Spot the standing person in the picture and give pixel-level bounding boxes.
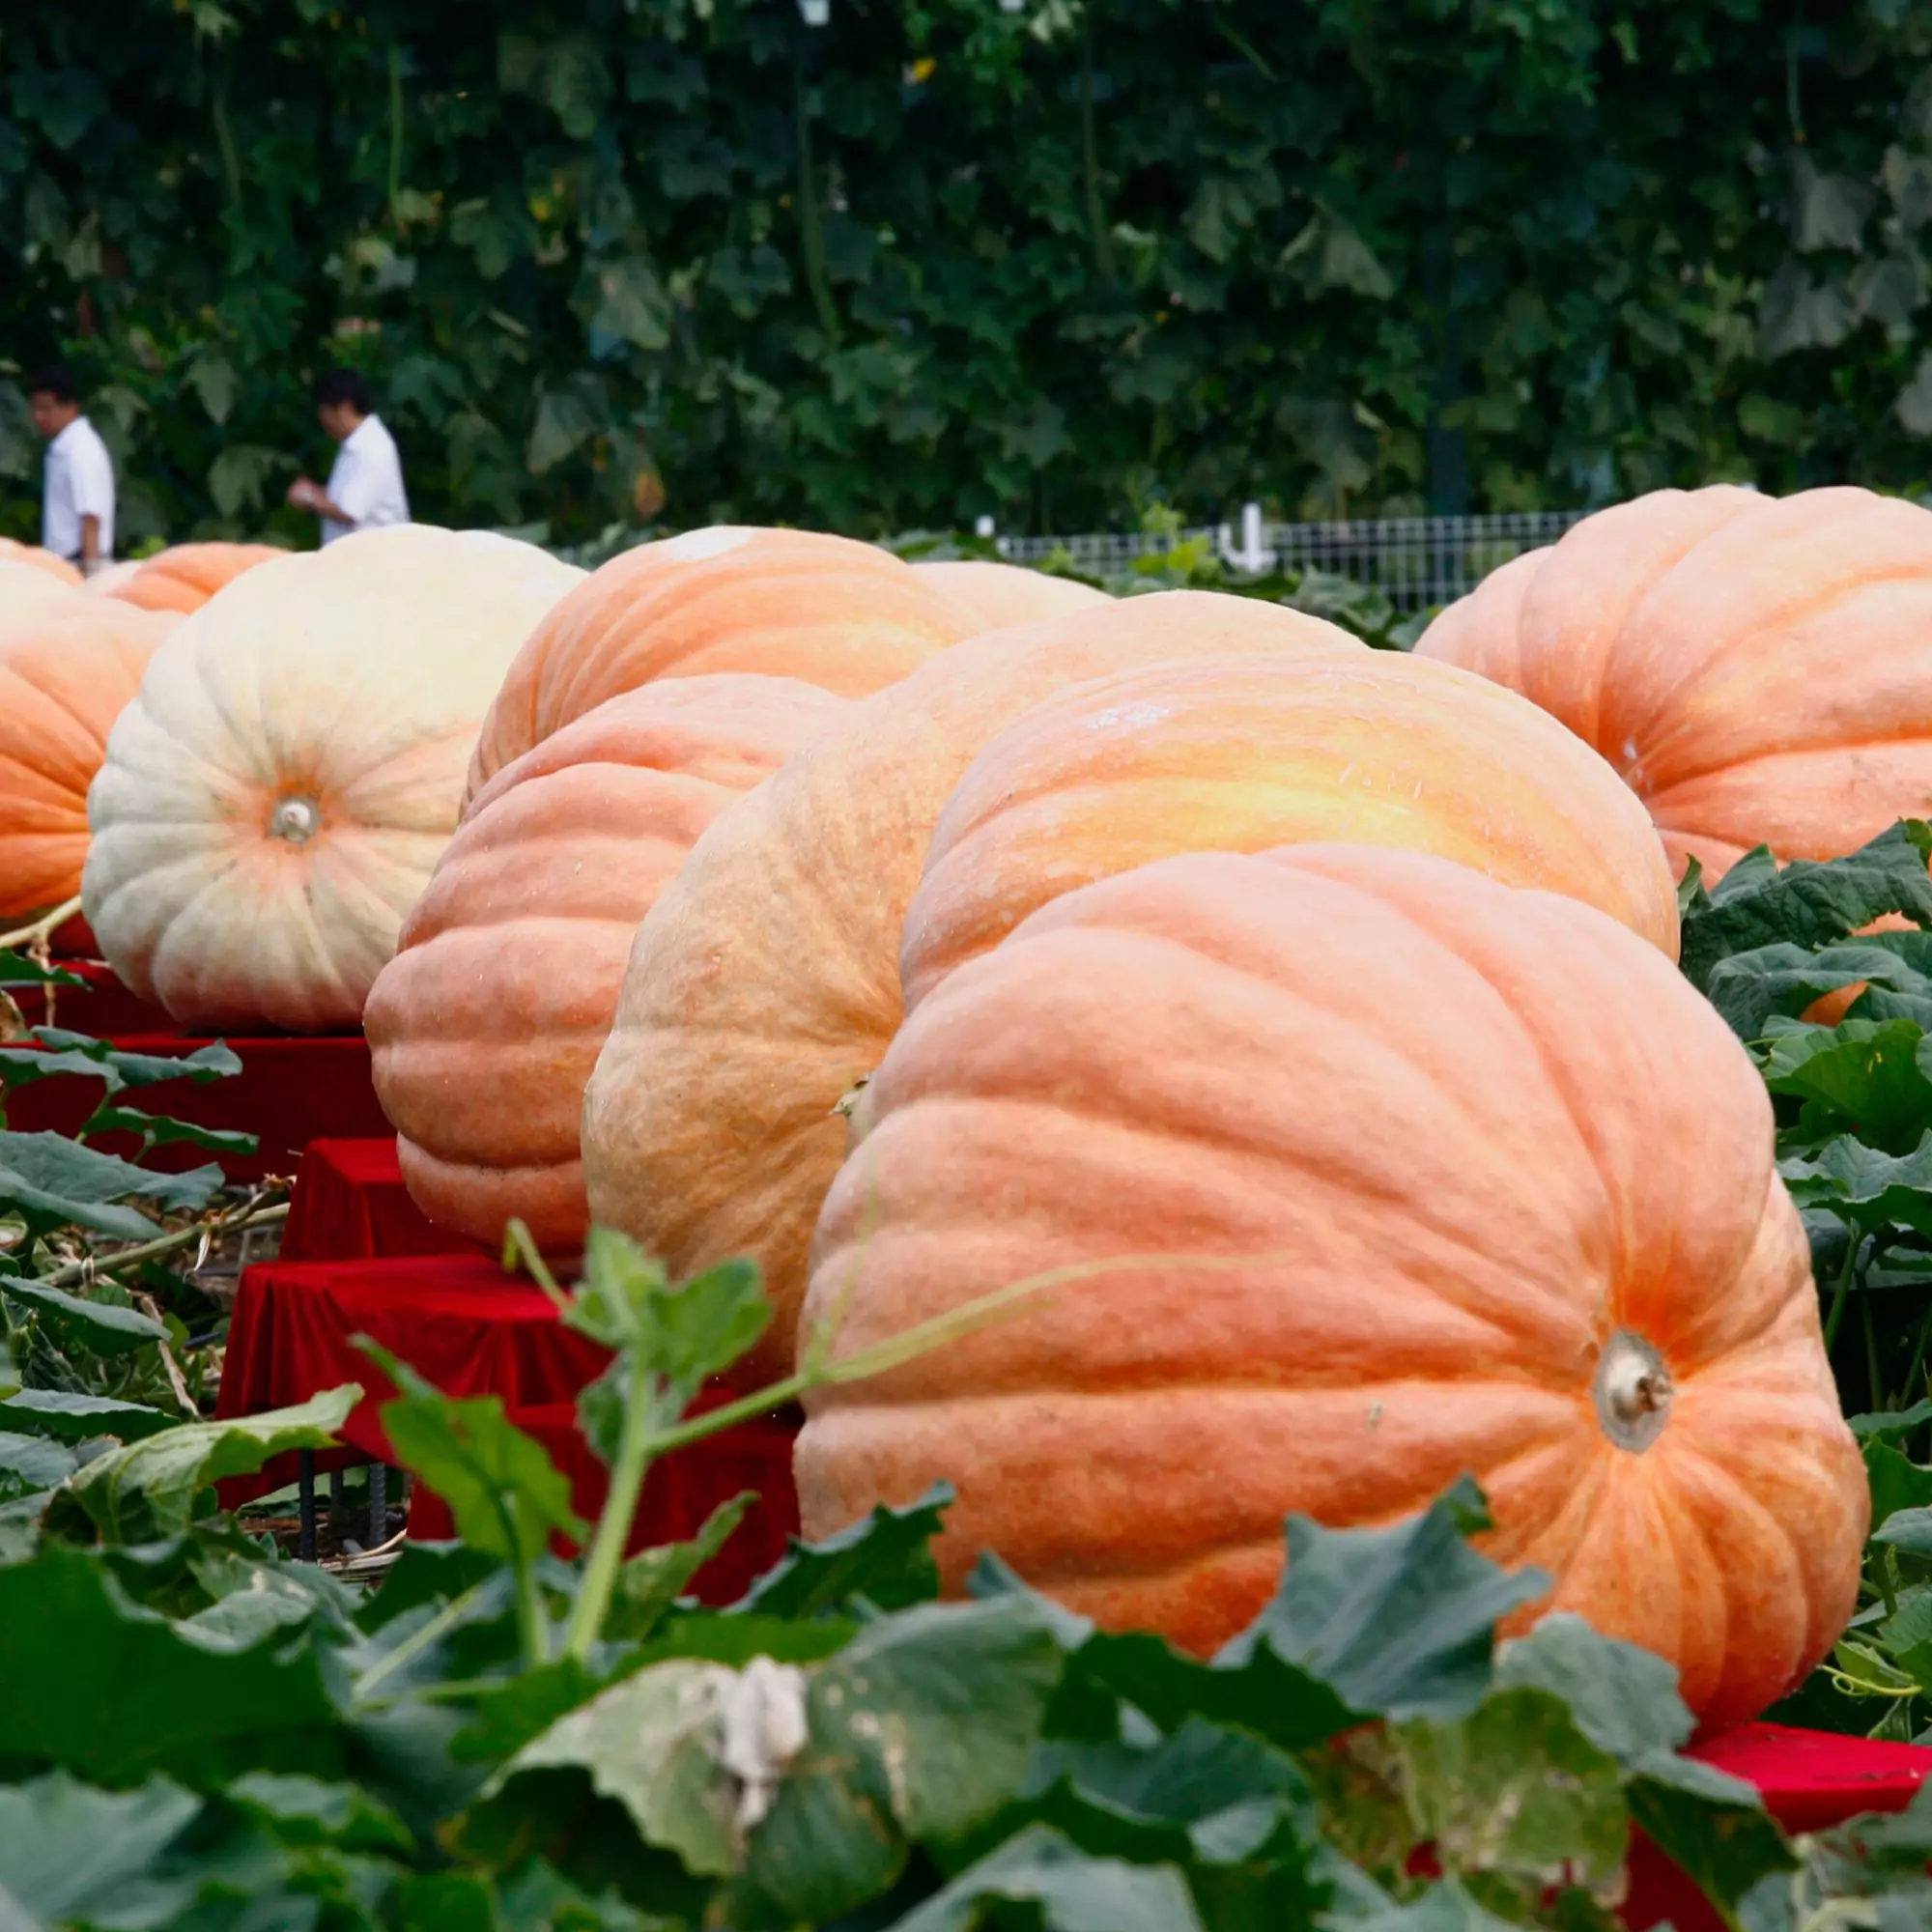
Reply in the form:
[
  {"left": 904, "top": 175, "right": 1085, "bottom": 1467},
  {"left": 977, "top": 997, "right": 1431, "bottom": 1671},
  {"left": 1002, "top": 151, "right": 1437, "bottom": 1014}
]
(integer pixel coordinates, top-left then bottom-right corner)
[
  {"left": 28, "top": 363, "right": 115, "bottom": 576},
  {"left": 286, "top": 368, "right": 409, "bottom": 546}
]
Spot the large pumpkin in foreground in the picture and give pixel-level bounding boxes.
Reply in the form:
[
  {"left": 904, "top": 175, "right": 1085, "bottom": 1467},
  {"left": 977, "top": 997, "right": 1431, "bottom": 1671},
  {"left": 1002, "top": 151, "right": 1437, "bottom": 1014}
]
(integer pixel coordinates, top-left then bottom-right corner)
[
  {"left": 1415, "top": 485, "right": 1932, "bottom": 879},
  {"left": 107, "top": 541, "right": 285, "bottom": 615},
  {"left": 911, "top": 558, "right": 1109, "bottom": 632},
  {"left": 0, "top": 539, "right": 82, "bottom": 587},
  {"left": 84, "top": 526, "right": 583, "bottom": 1031},
  {"left": 899, "top": 649, "right": 1677, "bottom": 1014},
  {"left": 468, "top": 526, "right": 973, "bottom": 804},
  {"left": 0, "top": 599, "right": 177, "bottom": 932},
  {"left": 798, "top": 842, "right": 1863, "bottom": 1729},
  {"left": 366, "top": 673, "right": 850, "bottom": 1250}
]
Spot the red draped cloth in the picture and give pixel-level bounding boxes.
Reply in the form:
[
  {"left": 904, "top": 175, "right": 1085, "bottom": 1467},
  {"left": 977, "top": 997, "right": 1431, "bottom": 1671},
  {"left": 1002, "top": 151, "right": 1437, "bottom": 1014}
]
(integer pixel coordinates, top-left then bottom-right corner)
[
  {"left": 214, "top": 1252, "right": 801, "bottom": 1603},
  {"left": 280, "top": 1139, "right": 478, "bottom": 1263},
  {"left": 5, "top": 1033, "right": 391, "bottom": 1180},
  {"left": 1626, "top": 1723, "right": 1931, "bottom": 1930}
]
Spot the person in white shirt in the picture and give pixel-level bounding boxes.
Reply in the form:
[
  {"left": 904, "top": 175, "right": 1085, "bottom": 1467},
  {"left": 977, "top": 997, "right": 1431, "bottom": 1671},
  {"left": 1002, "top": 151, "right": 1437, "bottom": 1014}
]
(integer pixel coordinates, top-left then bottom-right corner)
[
  {"left": 285, "top": 368, "right": 409, "bottom": 545},
  {"left": 29, "top": 363, "right": 116, "bottom": 574}
]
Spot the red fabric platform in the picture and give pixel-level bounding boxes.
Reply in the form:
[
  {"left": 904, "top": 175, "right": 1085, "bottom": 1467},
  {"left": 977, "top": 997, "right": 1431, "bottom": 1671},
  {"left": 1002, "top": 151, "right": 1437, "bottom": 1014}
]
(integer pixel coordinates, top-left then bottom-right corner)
[
  {"left": 1625, "top": 1722, "right": 1932, "bottom": 1931},
  {"left": 4, "top": 1032, "right": 389, "bottom": 1181},
  {"left": 214, "top": 1250, "right": 801, "bottom": 1602},
  {"left": 281, "top": 1138, "right": 478, "bottom": 1263},
  {"left": 9, "top": 958, "right": 176, "bottom": 1037}
]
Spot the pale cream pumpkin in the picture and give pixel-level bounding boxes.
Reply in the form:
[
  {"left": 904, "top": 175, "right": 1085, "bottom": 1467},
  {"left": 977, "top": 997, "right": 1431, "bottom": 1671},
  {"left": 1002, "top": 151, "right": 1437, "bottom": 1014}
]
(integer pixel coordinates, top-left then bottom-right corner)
[{"left": 83, "top": 526, "right": 583, "bottom": 1031}]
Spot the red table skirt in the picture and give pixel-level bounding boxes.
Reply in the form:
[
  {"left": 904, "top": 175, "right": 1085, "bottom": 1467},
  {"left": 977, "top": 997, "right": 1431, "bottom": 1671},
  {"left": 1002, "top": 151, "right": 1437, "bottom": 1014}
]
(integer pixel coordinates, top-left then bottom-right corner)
[
  {"left": 4, "top": 1032, "right": 390, "bottom": 1181},
  {"left": 281, "top": 1138, "right": 479, "bottom": 1263},
  {"left": 1626, "top": 1722, "right": 1931, "bottom": 1931},
  {"left": 214, "top": 1251, "right": 801, "bottom": 1602},
  {"left": 10, "top": 958, "right": 176, "bottom": 1037}
]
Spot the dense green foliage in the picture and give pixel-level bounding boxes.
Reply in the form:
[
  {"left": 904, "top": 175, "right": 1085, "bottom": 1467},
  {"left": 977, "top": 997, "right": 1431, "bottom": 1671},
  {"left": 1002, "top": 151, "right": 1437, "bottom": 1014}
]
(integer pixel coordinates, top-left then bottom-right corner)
[{"left": 5, "top": 0, "right": 1932, "bottom": 551}]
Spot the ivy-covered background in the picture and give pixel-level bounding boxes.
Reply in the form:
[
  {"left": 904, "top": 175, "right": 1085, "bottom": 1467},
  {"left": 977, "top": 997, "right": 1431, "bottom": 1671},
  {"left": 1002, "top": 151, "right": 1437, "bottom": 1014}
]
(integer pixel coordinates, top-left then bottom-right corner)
[{"left": 4, "top": 0, "right": 1932, "bottom": 553}]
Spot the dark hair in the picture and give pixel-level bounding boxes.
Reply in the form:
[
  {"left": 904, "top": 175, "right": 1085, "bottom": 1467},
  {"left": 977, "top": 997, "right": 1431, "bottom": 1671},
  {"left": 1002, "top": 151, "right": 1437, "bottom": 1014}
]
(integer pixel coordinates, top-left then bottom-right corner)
[
  {"left": 313, "top": 367, "right": 375, "bottom": 413},
  {"left": 26, "top": 362, "right": 78, "bottom": 404}
]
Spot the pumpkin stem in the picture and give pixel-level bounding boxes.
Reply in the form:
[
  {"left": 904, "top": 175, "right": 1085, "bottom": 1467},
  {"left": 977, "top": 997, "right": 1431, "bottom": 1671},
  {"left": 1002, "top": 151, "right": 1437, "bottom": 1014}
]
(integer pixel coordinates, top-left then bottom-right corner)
[
  {"left": 1593, "top": 1329, "right": 1673, "bottom": 1452},
  {"left": 270, "top": 794, "right": 322, "bottom": 843}
]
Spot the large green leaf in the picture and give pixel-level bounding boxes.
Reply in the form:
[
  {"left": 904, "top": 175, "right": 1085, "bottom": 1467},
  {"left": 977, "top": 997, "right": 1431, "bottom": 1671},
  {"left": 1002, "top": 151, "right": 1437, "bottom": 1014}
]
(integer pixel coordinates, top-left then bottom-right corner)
[
  {"left": 0, "top": 1386, "right": 177, "bottom": 1440},
  {"left": 1679, "top": 824, "right": 1932, "bottom": 993},
  {"left": 0, "top": 1273, "right": 171, "bottom": 1354},
  {"left": 0, "top": 1429, "right": 76, "bottom": 1502},
  {"left": 0, "top": 1543, "right": 339, "bottom": 1782},
  {"left": 887, "top": 1823, "right": 1205, "bottom": 1932},
  {"left": 737, "top": 1483, "right": 949, "bottom": 1619},
  {"left": 360, "top": 1340, "right": 584, "bottom": 1563},
  {"left": 1782, "top": 1132, "right": 1932, "bottom": 1233},
  {"left": 0, "top": 1774, "right": 204, "bottom": 1923},
  {"left": 739, "top": 1597, "right": 1064, "bottom": 1921},
  {"left": 1218, "top": 1481, "right": 1547, "bottom": 1724},
  {"left": 43, "top": 1385, "right": 359, "bottom": 1545},
  {"left": 0, "top": 1033, "right": 242, "bottom": 1097},
  {"left": 0, "top": 1128, "right": 221, "bottom": 1236}
]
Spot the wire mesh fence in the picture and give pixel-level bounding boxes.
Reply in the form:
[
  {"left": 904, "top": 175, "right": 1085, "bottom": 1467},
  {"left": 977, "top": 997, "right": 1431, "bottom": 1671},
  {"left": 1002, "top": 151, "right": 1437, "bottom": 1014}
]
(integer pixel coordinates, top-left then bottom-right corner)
[{"left": 992, "top": 507, "right": 1587, "bottom": 611}]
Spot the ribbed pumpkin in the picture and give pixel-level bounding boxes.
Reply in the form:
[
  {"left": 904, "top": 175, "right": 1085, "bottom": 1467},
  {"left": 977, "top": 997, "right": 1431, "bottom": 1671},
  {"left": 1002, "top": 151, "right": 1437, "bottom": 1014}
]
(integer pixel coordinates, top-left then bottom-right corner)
[
  {"left": 798, "top": 842, "right": 1863, "bottom": 1728},
  {"left": 585, "top": 592, "right": 1373, "bottom": 1383},
  {"left": 84, "top": 526, "right": 583, "bottom": 1032},
  {"left": 911, "top": 559, "right": 1109, "bottom": 632},
  {"left": 900, "top": 650, "right": 1678, "bottom": 1015},
  {"left": 107, "top": 542, "right": 285, "bottom": 615},
  {"left": 0, "top": 539, "right": 82, "bottom": 587},
  {"left": 1, "top": 559, "right": 82, "bottom": 617},
  {"left": 0, "top": 598, "right": 177, "bottom": 935},
  {"left": 365, "top": 673, "right": 851, "bottom": 1250},
  {"left": 468, "top": 526, "right": 974, "bottom": 805},
  {"left": 1415, "top": 485, "right": 1932, "bottom": 880}
]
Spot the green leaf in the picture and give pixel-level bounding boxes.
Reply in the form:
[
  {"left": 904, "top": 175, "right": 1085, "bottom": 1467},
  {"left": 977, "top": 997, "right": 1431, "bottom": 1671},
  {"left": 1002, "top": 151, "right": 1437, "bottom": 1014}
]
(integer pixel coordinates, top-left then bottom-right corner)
[
  {"left": 0, "top": 1773, "right": 203, "bottom": 1923},
  {"left": 81, "top": 1106, "right": 259, "bottom": 1154},
  {"left": 1867, "top": 1438, "right": 1932, "bottom": 1533},
  {"left": 1783, "top": 1132, "right": 1932, "bottom": 1233},
  {"left": 1679, "top": 823, "right": 1932, "bottom": 993},
  {"left": 1349, "top": 1883, "right": 1526, "bottom": 1932},
  {"left": 227, "top": 1771, "right": 414, "bottom": 1854},
  {"left": 0, "top": 1429, "right": 76, "bottom": 1502},
  {"left": 1396, "top": 1686, "right": 1628, "bottom": 1889},
  {"left": 0, "top": 1543, "right": 338, "bottom": 1782},
  {"left": 1219, "top": 1480, "right": 1547, "bottom": 1723},
  {"left": 886, "top": 1822, "right": 1205, "bottom": 1932},
  {"left": 607, "top": 1492, "right": 753, "bottom": 1641},
  {"left": 737, "top": 1482, "right": 949, "bottom": 1618},
  {"left": 1849, "top": 1401, "right": 1932, "bottom": 1438},
  {"left": 740, "top": 1598, "right": 1065, "bottom": 1922},
  {"left": 0, "top": 953, "right": 86, "bottom": 990},
  {"left": 359, "top": 1339, "right": 585, "bottom": 1564},
  {"left": 1708, "top": 938, "right": 1932, "bottom": 1040},
  {"left": 4, "top": 1032, "right": 242, "bottom": 1097},
  {"left": 0, "top": 1274, "right": 171, "bottom": 1354},
  {"left": 481, "top": 1658, "right": 757, "bottom": 1878},
  {"left": 1764, "top": 1023, "right": 1932, "bottom": 1152},
  {"left": 0, "top": 1387, "right": 177, "bottom": 1440},
  {"left": 43, "top": 1385, "right": 360, "bottom": 1546}
]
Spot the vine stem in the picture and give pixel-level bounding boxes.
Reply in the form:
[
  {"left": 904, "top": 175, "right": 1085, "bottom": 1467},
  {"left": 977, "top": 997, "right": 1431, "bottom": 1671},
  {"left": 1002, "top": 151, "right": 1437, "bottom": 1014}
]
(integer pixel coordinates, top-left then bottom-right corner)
[
  {"left": 0, "top": 896, "right": 83, "bottom": 955},
  {"left": 36, "top": 1196, "right": 289, "bottom": 1290},
  {"left": 1824, "top": 1229, "right": 1861, "bottom": 1353}
]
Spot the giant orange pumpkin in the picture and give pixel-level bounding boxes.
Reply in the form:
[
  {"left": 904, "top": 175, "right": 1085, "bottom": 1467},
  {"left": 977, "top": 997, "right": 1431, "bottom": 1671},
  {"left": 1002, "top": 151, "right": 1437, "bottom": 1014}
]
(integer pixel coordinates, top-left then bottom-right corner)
[
  {"left": 0, "top": 539, "right": 82, "bottom": 588},
  {"left": 911, "top": 558, "right": 1110, "bottom": 632},
  {"left": 468, "top": 526, "right": 975, "bottom": 804},
  {"left": 899, "top": 650, "right": 1677, "bottom": 1015},
  {"left": 0, "top": 598, "right": 177, "bottom": 934},
  {"left": 107, "top": 542, "right": 285, "bottom": 615},
  {"left": 1414, "top": 485, "right": 1932, "bottom": 880},
  {"left": 84, "top": 527, "right": 582, "bottom": 1032},
  {"left": 797, "top": 842, "right": 1863, "bottom": 1728},
  {"left": 365, "top": 673, "right": 851, "bottom": 1250},
  {"left": 583, "top": 591, "right": 1674, "bottom": 1384}
]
